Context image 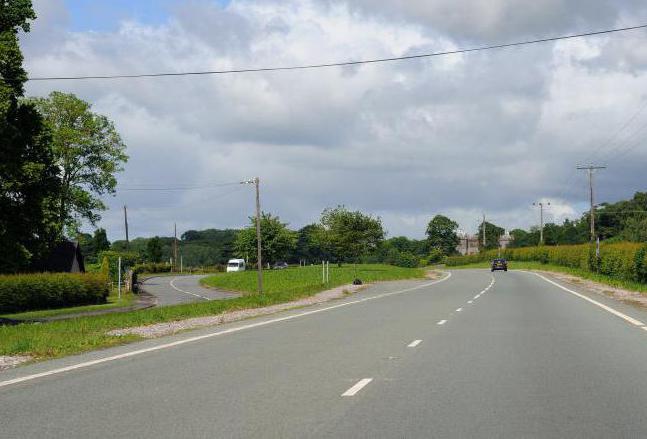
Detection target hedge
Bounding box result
[132,262,172,274]
[0,272,110,314]
[98,251,142,282]
[445,242,647,283]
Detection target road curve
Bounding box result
[2,269,647,438]
[140,274,240,305]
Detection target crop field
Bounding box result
[201,263,426,296]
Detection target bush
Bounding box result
[132,262,172,274]
[0,272,110,314]
[392,251,419,268]
[99,251,141,282]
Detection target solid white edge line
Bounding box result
[437,320,447,325]
[169,277,211,301]
[342,378,373,396]
[407,339,422,348]
[0,272,453,389]
[530,272,645,327]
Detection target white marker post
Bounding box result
[117,256,122,300]
[322,261,325,284]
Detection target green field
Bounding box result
[451,261,647,294]
[0,264,424,362]
[201,264,426,296]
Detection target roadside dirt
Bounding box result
[536,270,647,308]
[0,355,32,371]
[107,282,369,339]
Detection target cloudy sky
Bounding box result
[20,0,647,240]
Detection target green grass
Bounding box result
[0,291,135,321]
[201,264,424,296]
[0,264,424,361]
[451,261,647,294]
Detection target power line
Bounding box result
[117,181,241,192]
[24,23,647,82]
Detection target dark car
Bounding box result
[273,261,289,270]
[491,258,508,272]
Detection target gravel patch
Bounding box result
[108,283,366,339]
[0,355,32,371]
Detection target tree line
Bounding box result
[1,2,127,273]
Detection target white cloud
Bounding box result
[21,0,647,240]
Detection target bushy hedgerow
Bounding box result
[132,262,172,274]
[99,251,142,282]
[0,272,110,314]
[446,243,647,283]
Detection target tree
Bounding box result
[295,224,326,264]
[93,228,110,253]
[426,215,459,256]
[477,221,505,250]
[29,92,128,235]
[0,1,60,272]
[146,236,163,263]
[318,206,384,264]
[234,213,297,264]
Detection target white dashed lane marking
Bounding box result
[342,378,373,396]
[437,320,447,325]
[407,339,422,348]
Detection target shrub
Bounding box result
[132,262,172,274]
[0,272,110,313]
[98,251,141,282]
[392,251,419,268]
[427,248,445,264]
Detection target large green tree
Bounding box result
[0,0,60,272]
[234,213,297,264]
[318,206,384,264]
[426,215,459,256]
[29,92,128,235]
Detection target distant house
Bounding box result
[44,241,86,273]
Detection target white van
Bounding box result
[226,259,246,272]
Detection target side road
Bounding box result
[140,274,240,305]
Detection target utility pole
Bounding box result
[576,165,606,241]
[532,201,550,245]
[123,205,129,250]
[241,177,263,293]
[173,222,178,272]
[482,214,486,248]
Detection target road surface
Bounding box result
[2,269,647,438]
[141,274,240,305]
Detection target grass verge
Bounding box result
[0,291,135,321]
[0,264,424,361]
[451,261,647,294]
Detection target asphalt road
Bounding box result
[141,274,240,305]
[3,269,647,438]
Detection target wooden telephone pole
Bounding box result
[241,177,263,293]
[173,222,178,272]
[577,165,606,241]
[123,205,129,250]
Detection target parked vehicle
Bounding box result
[273,261,289,270]
[226,259,246,272]
[491,258,508,272]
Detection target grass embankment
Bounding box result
[0,264,424,361]
[201,264,424,296]
[0,291,135,321]
[452,261,647,294]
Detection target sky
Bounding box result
[19,0,647,241]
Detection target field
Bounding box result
[201,264,426,296]
[0,264,424,361]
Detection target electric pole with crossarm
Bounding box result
[576,165,606,242]
[241,177,263,293]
